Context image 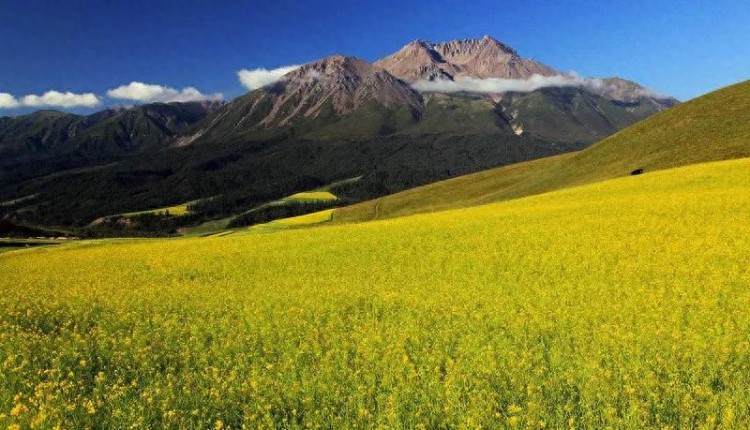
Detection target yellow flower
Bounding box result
[31,409,47,427]
[10,403,27,417]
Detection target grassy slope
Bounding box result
[182,187,342,236]
[285,191,337,202]
[0,239,60,253]
[1,158,750,428]
[120,202,193,217]
[334,79,750,223]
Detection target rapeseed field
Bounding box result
[1,158,749,428]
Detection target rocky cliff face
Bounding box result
[375,35,557,82]
[261,55,422,124]
[189,55,424,140]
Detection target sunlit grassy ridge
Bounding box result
[285,191,338,202]
[334,79,750,223]
[108,201,200,220]
[183,186,343,236]
[217,209,335,236]
[265,209,335,227]
[122,203,192,217]
[1,157,749,428]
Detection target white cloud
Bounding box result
[0,93,20,108]
[107,82,223,103]
[411,73,665,100]
[411,74,592,94]
[19,91,101,108]
[237,65,301,90]
[0,91,100,109]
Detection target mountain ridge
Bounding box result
[374,35,558,82]
[0,35,685,234]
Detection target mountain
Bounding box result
[73,101,225,154]
[183,55,423,143]
[333,79,750,223]
[371,36,677,143]
[0,101,223,158]
[0,37,682,234]
[0,101,223,184]
[374,35,557,81]
[375,36,676,105]
[495,86,675,143]
[186,47,674,146]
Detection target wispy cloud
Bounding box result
[411,74,589,94]
[237,65,301,90]
[107,82,223,103]
[411,73,663,99]
[0,91,100,109]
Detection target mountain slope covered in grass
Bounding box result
[0,101,223,186]
[334,79,750,223]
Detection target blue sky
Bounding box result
[1,0,748,114]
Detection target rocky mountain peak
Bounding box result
[205,55,423,131]
[375,36,558,82]
[433,35,519,59]
[290,55,372,80]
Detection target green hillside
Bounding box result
[0,85,665,234]
[2,157,749,428]
[334,79,750,223]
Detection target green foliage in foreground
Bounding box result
[1,158,750,428]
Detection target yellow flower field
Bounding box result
[1,158,749,428]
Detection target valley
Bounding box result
[0,19,748,428]
[0,37,675,236]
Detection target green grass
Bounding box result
[284,191,338,202]
[179,216,237,237]
[1,157,750,428]
[334,79,750,223]
[120,203,192,217]
[248,209,335,232]
[208,210,336,237]
[402,92,509,135]
[182,184,346,236]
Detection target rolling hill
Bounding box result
[333,79,750,223]
[2,156,749,428]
